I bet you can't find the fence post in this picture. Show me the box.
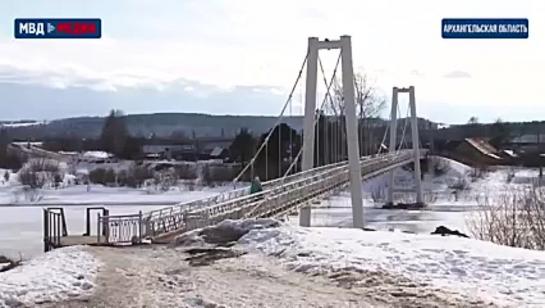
[138,211,143,244]
[97,213,101,244]
[104,213,110,244]
[56,214,61,247]
[43,209,49,252]
[59,208,67,236]
[85,208,91,236]
[103,209,109,236]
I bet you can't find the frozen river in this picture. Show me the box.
[286,192,473,234]
[0,194,474,260]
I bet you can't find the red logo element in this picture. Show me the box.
[56,22,97,35]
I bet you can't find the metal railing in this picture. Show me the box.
[146,150,426,241]
[43,207,68,252]
[94,150,426,244]
[142,158,350,224]
[97,212,144,245]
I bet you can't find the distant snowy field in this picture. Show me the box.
[0,183,232,205]
[0,246,98,307]
[240,223,545,306]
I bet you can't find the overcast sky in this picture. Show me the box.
[0,0,543,123]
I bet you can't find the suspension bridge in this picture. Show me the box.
[43,35,429,250]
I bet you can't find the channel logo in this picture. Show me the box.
[14,18,101,39]
[442,18,528,39]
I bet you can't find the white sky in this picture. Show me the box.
[0,0,543,123]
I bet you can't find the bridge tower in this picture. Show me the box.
[299,35,364,228]
[386,86,424,205]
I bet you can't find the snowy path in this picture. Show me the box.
[60,237,503,307]
[6,225,542,307]
[60,246,377,307]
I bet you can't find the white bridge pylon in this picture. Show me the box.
[387,86,424,205]
[299,35,364,228]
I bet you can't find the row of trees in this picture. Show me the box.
[0,129,23,169]
[100,110,142,159]
[229,72,387,181]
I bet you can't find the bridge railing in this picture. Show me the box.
[243,150,423,219]
[148,150,424,238]
[142,158,351,228]
[43,207,68,252]
[183,151,418,224]
[146,157,363,237]
[97,212,144,245]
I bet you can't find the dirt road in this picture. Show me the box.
[51,244,497,308]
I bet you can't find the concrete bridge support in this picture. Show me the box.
[386,86,423,206]
[300,35,364,228]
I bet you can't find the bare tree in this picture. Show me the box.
[328,72,386,155]
[468,116,479,124]
[467,188,545,250]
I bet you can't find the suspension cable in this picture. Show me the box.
[318,54,343,163]
[282,51,342,178]
[232,53,308,183]
[278,121,281,177]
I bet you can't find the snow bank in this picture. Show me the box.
[0,246,99,306]
[434,156,472,176]
[172,218,280,247]
[240,225,545,306]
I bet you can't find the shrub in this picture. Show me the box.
[209,166,236,183]
[424,191,438,204]
[370,183,387,203]
[506,168,515,184]
[153,168,178,191]
[174,164,198,180]
[18,158,63,189]
[89,168,116,186]
[3,171,9,182]
[469,166,488,182]
[430,157,450,177]
[22,186,43,202]
[119,165,154,188]
[26,158,60,174]
[449,175,469,192]
[201,165,211,187]
[467,188,545,250]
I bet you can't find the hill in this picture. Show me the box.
[2,113,304,140]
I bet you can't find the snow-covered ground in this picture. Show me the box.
[1,155,544,306]
[240,222,545,306]
[0,183,232,205]
[0,246,98,307]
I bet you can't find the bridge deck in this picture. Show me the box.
[59,235,101,247]
[41,153,427,251]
